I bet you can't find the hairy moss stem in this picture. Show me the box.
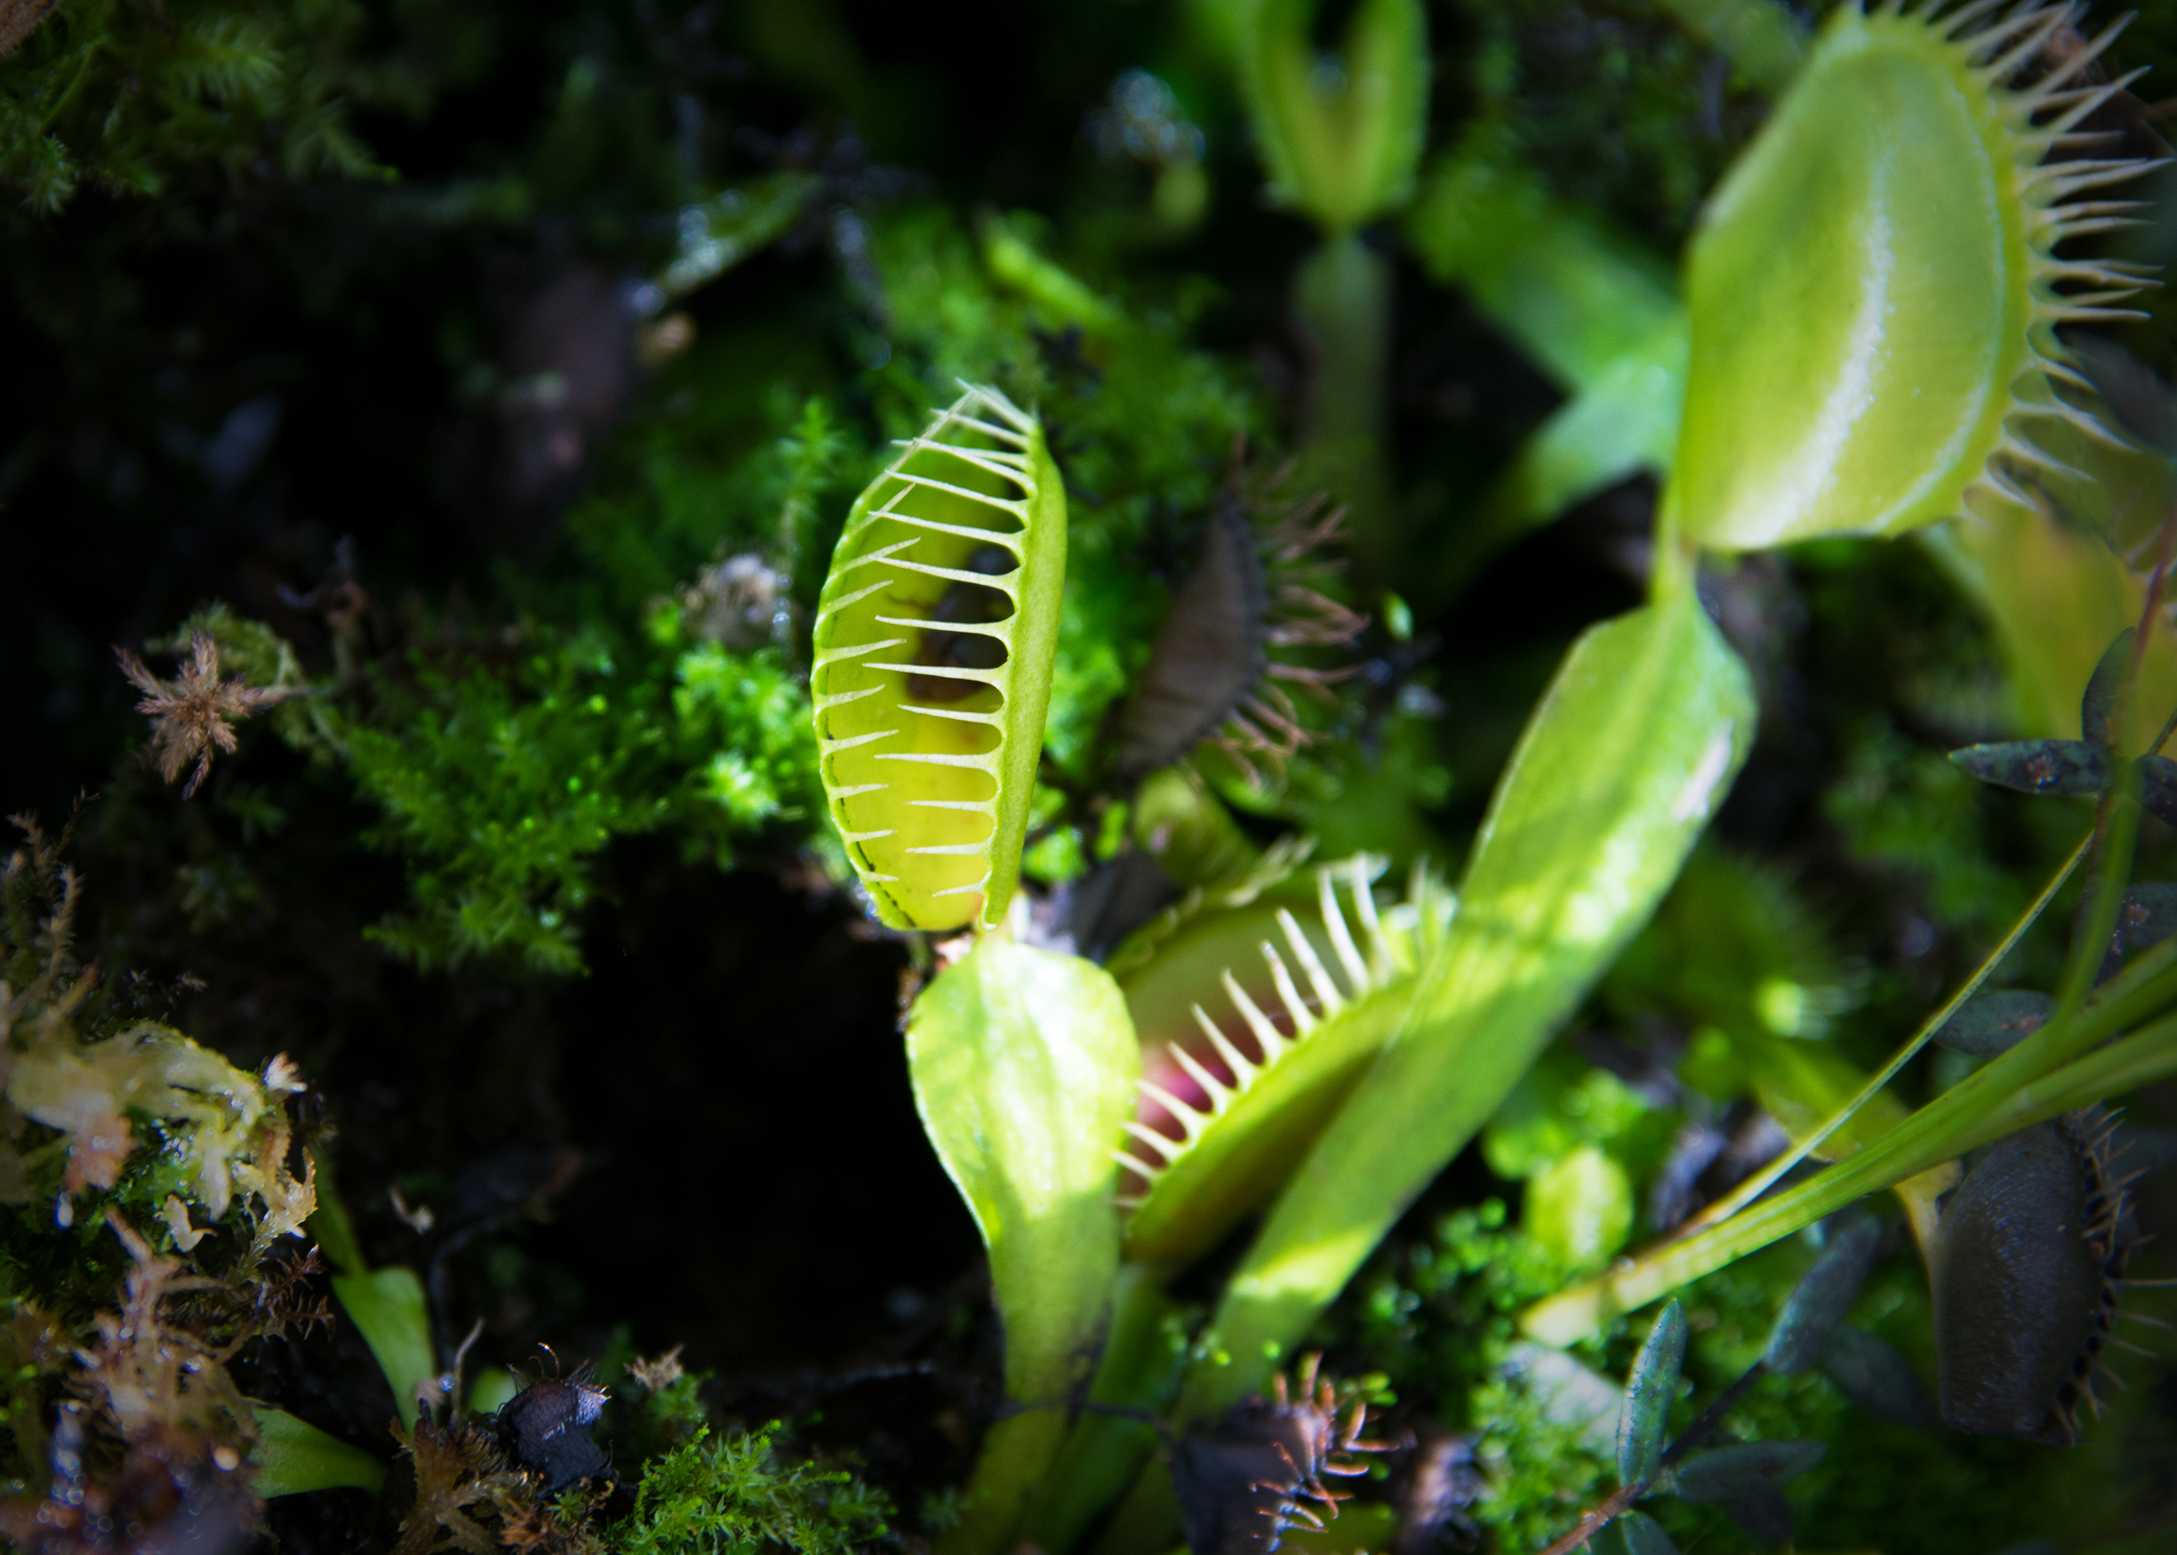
[38,39,105,135]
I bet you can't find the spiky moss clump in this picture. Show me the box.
[1326,1205,2100,1554]
[1674,0,2160,551]
[0,0,400,215]
[0,821,321,1546]
[810,386,1067,932]
[607,1407,896,1555]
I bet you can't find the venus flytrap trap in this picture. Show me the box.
[1085,582,1756,1553]
[1670,0,2162,555]
[811,383,1066,932]
[1114,854,1454,1268]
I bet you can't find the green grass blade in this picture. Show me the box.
[248,1404,385,1497]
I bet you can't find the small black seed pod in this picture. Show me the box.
[496,1374,612,1490]
[1932,1115,2126,1445]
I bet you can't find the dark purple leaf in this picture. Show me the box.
[1766,1213,1882,1374]
[1933,990,2054,1056]
[1949,740,2108,798]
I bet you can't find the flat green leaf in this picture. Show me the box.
[248,1404,385,1497]
[1665,1439,1826,1503]
[1610,1510,1683,1555]
[332,1267,435,1431]
[908,938,1138,1549]
[1765,1212,1882,1374]
[1183,588,1753,1420]
[1617,1299,1687,1489]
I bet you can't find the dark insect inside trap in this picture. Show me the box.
[496,1370,612,1490]
[1170,1353,1386,1555]
[1931,1109,2134,1445]
[906,543,1018,702]
[1115,479,1364,786]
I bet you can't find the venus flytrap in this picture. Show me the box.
[805,8,2177,1548]
[1174,588,1751,1404]
[1671,0,2161,554]
[1092,583,1754,1554]
[812,384,1148,1553]
[810,384,1066,932]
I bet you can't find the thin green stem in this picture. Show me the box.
[1665,824,2091,1244]
[2054,770,2142,1017]
[1524,994,2177,1345]
[38,38,105,134]
[1024,1266,1181,1554]
[1648,484,1697,605]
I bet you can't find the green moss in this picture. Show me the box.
[0,0,401,214]
[1607,844,1862,1043]
[610,1420,894,1555]
[338,628,825,975]
[1826,720,2062,954]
